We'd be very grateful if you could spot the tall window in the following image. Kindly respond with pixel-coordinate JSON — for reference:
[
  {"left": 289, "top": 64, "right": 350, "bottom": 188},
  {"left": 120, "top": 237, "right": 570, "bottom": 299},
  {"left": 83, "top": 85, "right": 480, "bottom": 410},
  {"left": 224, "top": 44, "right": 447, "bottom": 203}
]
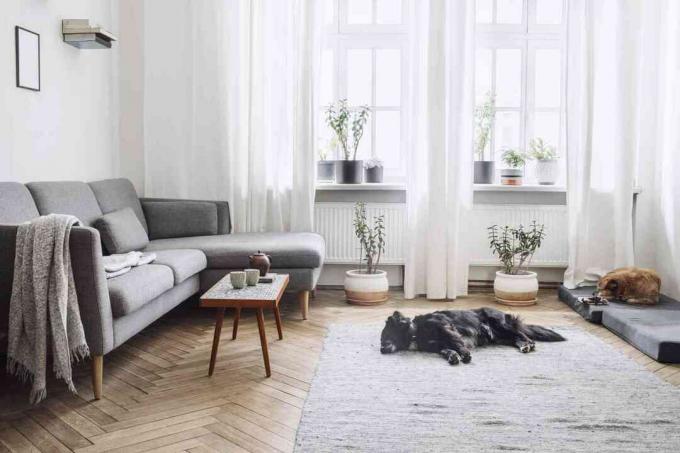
[
  {"left": 319, "top": 0, "right": 408, "bottom": 182},
  {"left": 475, "top": 0, "right": 566, "bottom": 185}
]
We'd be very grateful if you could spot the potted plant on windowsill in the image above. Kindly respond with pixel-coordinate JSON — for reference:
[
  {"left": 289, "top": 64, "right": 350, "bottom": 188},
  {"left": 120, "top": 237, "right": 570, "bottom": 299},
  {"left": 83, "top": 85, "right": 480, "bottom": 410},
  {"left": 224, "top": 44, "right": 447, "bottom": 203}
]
[
  {"left": 474, "top": 92, "right": 496, "bottom": 184},
  {"left": 529, "top": 137, "right": 559, "bottom": 185},
  {"left": 364, "top": 158, "right": 384, "bottom": 183},
  {"left": 488, "top": 221, "right": 545, "bottom": 306},
  {"left": 326, "top": 99, "right": 370, "bottom": 184},
  {"left": 345, "top": 202, "right": 388, "bottom": 305},
  {"left": 317, "top": 137, "right": 337, "bottom": 182},
  {"left": 500, "top": 148, "right": 528, "bottom": 185}
]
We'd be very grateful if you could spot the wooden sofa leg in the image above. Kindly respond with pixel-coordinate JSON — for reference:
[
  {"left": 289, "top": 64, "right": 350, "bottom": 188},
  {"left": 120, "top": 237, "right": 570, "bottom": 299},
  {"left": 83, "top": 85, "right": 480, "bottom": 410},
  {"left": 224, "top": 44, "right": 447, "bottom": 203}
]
[
  {"left": 298, "top": 290, "right": 310, "bottom": 320},
  {"left": 92, "top": 355, "right": 103, "bottom": 400}
]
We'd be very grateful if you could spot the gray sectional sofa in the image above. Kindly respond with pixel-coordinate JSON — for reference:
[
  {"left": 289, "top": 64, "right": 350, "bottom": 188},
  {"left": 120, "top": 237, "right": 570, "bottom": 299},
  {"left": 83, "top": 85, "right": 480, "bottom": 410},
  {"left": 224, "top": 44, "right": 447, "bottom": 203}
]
[{"left": 0, "top": 178, "right": 325, "bottom": 399}]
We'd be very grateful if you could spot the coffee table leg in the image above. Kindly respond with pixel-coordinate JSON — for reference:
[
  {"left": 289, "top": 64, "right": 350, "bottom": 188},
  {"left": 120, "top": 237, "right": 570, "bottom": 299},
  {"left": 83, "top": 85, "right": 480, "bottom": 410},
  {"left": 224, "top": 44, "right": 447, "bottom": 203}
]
[
  {"left": 232, "top": 307, "right": 241, "bottom": 340},
  {"left": 208, "top": 307, "right": 225, "bottom": 377},
  {"left": 273, "top": 305, "right": 283, "bottom": 340},
  {"left": 255, "top": 308, "right": 271, "bottom": 377}
]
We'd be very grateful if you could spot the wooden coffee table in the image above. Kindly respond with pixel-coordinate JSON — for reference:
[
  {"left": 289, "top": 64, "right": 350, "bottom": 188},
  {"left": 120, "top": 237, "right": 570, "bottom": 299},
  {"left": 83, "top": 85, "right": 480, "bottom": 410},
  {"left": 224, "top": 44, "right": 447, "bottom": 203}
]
[{"left": 200, "top": 273, "right": 289, "bottom": 378}]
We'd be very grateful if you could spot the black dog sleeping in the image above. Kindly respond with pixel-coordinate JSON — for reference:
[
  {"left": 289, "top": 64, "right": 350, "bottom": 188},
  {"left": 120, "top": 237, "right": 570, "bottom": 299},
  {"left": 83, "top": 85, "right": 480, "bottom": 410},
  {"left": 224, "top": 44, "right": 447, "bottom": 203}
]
[{"left": 380, "top": 308, "right": 566, "bottom": 364}]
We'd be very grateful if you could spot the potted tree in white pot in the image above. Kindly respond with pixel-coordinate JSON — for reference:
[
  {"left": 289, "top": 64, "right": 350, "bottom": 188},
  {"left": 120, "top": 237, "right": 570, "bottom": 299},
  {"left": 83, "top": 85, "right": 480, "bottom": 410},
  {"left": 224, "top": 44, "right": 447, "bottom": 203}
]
[
  {"left": 529, "top": 137, "right": 559, "bottom": 185},
  {"left": 325, "top": 99, "right": 371, "bottom": 184},
  {"left": 345, "top": 202, "right": 388, "bottom": 305},
  {"left": 500, "top": 148, "right": 528, "bottom": 186},
  {"left": 474, "top": 92, "right": 496, "bottom": 184},
  {"left": 488, "top": 221, "right": 545, "bottom": 306}
]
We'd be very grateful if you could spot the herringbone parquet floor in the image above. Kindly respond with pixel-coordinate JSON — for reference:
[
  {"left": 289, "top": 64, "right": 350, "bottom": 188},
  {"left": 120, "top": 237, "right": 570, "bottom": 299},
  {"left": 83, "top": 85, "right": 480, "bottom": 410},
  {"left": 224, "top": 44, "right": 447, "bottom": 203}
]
[{"left": 1, "top": 289, "right": 679, "bottom": 452}]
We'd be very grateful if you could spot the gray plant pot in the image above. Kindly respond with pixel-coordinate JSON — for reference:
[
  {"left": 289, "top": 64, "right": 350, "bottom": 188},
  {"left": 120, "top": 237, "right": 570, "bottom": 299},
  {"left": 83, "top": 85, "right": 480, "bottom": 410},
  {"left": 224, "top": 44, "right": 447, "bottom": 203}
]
[
  {"left": 473, "top": 161, "right": 495, "bottom": 184},
  {"left": 317, "top": 161, "right": 335, "bottom": 182},
  {"left": 335, "top": 160, "right": 363, "bottom": 184},
  {"left": 365, "top": 166, "right": 384, "bottom": 183}
]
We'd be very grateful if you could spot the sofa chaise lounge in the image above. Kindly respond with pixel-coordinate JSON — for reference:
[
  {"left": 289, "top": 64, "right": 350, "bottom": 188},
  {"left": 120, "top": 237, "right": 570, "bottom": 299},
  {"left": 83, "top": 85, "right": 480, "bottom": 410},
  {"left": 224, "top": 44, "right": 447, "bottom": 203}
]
[{"left": 0, "top": 178, "right": 325, "bottom": 399}]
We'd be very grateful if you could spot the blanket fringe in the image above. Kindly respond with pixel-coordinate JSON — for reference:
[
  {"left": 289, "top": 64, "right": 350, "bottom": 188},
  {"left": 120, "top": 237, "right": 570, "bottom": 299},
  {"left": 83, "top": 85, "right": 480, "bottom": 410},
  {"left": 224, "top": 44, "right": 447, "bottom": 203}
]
[
  {"left": 6, "top": 357, "right": 35, "bottom": 384},
  {"left": 70, "top": 344, "right": 91, "bottom": 363}
]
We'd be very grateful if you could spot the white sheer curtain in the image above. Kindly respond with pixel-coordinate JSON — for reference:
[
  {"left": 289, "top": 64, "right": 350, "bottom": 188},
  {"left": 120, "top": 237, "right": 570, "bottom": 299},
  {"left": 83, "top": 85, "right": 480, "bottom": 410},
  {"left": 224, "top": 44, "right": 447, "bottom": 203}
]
[
  {"left": 403, "top": 0, "right": 475, "bottom": 300},
  {"left": 563, "top": 0, "right": 640, "bottom": 288},
  {"left": 635, "top": 1, "right": 680, "bottom": 300},
  {"left": 143, "top": 0, "right": 320, "bottom": 233}
]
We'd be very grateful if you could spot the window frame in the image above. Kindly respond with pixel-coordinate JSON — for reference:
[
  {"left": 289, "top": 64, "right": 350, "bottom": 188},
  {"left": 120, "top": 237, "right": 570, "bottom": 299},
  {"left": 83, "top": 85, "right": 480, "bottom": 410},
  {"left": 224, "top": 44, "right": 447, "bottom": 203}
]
[
  {"left": 475, "top": 0, "right": 567, "bottom": 184},
  {"left": 319, "top": 0, "right": 409, "bottom": 182}
]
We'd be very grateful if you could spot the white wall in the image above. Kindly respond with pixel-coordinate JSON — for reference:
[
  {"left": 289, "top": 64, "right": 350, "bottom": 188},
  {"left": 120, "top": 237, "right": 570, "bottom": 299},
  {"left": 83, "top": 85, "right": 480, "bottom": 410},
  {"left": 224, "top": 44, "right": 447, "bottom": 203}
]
[{"left": 0, "top": 0, "right": 119, "bottom": 183}]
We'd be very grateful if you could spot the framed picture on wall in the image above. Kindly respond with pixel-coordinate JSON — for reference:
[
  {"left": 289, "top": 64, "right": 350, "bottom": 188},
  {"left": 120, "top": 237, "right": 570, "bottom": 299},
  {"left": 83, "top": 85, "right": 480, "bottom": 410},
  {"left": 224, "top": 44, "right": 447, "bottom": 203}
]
[{"left": 15, "top": 26, "right": 40, "bottom": 91}]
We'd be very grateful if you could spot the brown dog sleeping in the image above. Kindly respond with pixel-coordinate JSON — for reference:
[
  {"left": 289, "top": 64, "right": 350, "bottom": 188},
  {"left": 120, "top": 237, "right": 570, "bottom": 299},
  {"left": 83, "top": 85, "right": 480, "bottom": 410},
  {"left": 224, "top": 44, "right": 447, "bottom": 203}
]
[{"left": 597, "top": 267, "right": 661, "bottom": 305}]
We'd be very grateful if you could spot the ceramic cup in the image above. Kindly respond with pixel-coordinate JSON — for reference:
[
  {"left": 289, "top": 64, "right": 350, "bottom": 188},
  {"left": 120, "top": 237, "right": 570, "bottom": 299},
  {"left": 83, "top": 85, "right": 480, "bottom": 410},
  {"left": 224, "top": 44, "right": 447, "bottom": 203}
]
[
  {"left": 230, "top": 271, "right": 247, "bottom": 289},
  {"left": 245, "top": 269, "right": 260, "bottom": 286}
]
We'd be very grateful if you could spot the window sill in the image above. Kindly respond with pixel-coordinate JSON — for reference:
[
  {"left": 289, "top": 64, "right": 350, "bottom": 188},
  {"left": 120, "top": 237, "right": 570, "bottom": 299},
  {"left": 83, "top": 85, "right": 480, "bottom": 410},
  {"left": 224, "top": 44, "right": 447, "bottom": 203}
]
[
  {"left": 316, "top": 183, "right": 406, "bottom": 191},
  {"left": 316, "top": 183, "right": 643, "bottom": 194},
  {"left": 473, "top": 184, "right": 566, "bottom": 192}
]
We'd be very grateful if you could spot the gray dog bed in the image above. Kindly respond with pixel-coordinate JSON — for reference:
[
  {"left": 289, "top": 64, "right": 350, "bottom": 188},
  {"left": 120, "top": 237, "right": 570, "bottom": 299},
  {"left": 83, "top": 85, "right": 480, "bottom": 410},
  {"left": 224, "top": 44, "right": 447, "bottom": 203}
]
[{"left": 558, "top": 285, "right": 680, "bottom": 363}]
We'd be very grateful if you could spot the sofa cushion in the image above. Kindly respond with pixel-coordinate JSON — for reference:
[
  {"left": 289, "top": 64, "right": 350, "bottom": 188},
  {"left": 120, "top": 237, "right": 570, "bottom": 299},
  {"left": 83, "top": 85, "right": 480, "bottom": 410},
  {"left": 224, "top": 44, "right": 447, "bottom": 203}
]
[
  {"left": 93, "top": 208, "right": 150, "bottom": 254},
  {"left": 108, "top": 264, "right": 174, "bottom": 318},
  {"left": 26, "top": 181, "right": 103, "bottom": 226},
  {"left": 152, "top": 249, "right": 207, "bottom": 284},
  {"left": 145, "top": 232, "right": 325, "bottom": 269},
  {"left": 0, "top": 182, "right": 39, "bottom": 224},
  {"left": 89, "top": 178, "right": 148, "bottom": 233},
  {"left": 142, "top": 201, "right": 218, "bottom": 239}
]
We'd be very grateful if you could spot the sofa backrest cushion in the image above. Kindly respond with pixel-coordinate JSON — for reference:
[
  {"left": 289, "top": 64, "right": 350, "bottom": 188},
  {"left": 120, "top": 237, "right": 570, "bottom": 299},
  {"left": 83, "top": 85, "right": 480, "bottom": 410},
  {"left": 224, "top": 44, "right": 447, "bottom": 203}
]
[
  {"left": 93, "top": 207, "right": 150, "bottom": 254},
  {"left": 143, "top": 201, "right": 218, "bottom": 239},
  {"left": 89, "top": 178, "right": 148, "bottom": 233},
  {"left": 0, "top": 182, "right": 39, "bottom": 224},
  {"left": 26, "top": 181, "right": 103, "bottom": 227}
]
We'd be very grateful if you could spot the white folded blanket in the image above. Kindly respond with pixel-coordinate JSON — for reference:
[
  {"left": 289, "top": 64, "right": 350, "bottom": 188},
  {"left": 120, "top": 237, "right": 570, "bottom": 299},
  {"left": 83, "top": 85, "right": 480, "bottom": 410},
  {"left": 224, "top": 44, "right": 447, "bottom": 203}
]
[{"left": 102, "top": 251, "right": 156, "bottom": 278}]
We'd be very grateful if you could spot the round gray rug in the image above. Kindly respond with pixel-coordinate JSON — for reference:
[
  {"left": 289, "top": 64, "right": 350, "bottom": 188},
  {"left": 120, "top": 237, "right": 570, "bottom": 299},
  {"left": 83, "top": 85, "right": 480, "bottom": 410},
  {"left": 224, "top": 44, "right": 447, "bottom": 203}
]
[{"left": 295, "top": 323, "right": 680, "bottom": 452}]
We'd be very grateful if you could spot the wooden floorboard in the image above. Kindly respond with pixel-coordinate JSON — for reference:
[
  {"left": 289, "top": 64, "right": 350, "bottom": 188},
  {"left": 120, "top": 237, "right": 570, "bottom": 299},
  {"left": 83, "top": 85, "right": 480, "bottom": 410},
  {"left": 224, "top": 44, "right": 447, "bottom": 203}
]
[{"left": 2, "top": 289, "right": 679, "bottom": 452}]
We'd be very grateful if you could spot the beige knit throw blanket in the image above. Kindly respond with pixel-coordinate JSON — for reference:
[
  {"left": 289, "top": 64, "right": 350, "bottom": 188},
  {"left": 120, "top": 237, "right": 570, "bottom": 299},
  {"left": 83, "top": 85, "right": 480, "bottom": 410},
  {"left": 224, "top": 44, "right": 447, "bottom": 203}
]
[{"left": 7, "top": 214, "right": 90, "bottom": 404}]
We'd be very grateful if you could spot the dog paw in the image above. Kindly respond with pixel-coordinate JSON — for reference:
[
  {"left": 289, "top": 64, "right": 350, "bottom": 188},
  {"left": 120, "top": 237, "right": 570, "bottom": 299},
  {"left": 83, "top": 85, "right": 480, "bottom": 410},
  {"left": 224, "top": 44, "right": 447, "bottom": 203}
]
[
  {"left": 460, "top": 351, "right": 472, "bottom": 364},
  {"left": 529, "top": 342, "right": 536, "bottom": 352},
  {"left": 519, "top": 343, "right": 532, "bottom": 353},
  {"left": 447, "top": 351, "right": 461, "bottom": 365}
]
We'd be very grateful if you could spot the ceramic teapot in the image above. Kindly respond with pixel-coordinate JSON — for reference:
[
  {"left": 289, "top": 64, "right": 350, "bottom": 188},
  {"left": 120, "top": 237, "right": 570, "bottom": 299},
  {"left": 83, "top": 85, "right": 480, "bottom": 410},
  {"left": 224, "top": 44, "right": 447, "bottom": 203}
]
[{"left": 249, "top": 251, "right": 272, "bottom": 277}]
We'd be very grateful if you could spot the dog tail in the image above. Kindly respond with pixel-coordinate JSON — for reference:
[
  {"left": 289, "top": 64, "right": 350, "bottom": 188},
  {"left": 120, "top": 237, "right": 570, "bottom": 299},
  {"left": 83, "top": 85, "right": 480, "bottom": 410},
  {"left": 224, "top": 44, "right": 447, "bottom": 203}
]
[{"left": 525, "top": 325, "right": 566, "bottom": 342}]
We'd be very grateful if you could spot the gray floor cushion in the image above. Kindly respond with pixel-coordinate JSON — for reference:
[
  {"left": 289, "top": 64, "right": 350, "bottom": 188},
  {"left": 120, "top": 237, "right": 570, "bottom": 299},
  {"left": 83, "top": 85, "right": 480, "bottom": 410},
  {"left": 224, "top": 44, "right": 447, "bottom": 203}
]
[
  {"left": 144, "top": 232, "right": 325, "bottom": 269},
  {"left": 151, "top": 249, "right": 207, "bottom": 284},
  {"left": 108, "top": 264, "right": 174, "bottom": 317},
  {"left": 559, "top": 285, "right": 680, "bottom": 363}
]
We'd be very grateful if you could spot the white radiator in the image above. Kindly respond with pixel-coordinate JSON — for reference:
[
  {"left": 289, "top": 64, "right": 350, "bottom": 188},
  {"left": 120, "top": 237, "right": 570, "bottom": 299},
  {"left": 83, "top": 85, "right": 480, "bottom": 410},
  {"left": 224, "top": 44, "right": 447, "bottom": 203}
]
[
  {"left": 468, "top": 204, "right": 568, "bottom": 267},
  {"left": 314, "top": 202, "right": 568, "bottom": 268},
  {"left": 314, "top": 202, "right": 407, "bottom": 265}
]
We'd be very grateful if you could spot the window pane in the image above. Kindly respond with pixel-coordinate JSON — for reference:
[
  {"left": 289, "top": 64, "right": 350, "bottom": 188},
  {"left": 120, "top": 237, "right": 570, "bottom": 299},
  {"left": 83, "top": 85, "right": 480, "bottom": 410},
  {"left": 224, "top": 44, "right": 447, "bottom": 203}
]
[
  {"left": 495, "top": 49, "right": 521, "bottom": 107},
  {"left": 494, "top": 111, "right": 520, "bottom": 160},
  {"left": 375, "top": 111, "right": 401, "bottom": 168},
  {"left": 347, "top": 49, "right": 372, "bottom": 106},
  {"left": 375, "top": 49, "right": 401, "bottom": 106},
  {"left": 354, "top": 116, "right": 372, "bottom": 160},
  {"left": 324, "top": 0, "right": 335, "bottom": 26},
  {"left": 376, "top": 0, "right": 402, "bottom": 24},
  {"left": 475, "top": 48, "right": 493, "bottom": 105},
  {"left": 536, "top": 0, "right": 563, "bottom": 25},
  {"left": 534, "top": 49, "right": 561, "bottom": 108},
  {"left": 476, "top": 0, "right": 493, "bottom": 24},
  {"left": 497, "top": 0, "right": 523, "bottom": 24},
  {"left": 348, "top": 0, "right": 372, "bottom": 24},
  {"left": 533, "top": 111, "right": 560, "bottom": 153},
  {"left": 320, "top": 49, "right": 334, "bottom": 107}
]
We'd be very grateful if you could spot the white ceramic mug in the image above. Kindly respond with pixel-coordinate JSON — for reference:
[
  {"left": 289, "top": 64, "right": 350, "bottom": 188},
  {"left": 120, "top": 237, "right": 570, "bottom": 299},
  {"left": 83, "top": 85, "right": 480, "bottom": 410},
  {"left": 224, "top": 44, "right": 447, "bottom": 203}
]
[
  {"left": 230, "top": 271, "right": 247, "bottom": 289},
  {"left": 245, "top": 269, "right": 260, "bottom": 286}
]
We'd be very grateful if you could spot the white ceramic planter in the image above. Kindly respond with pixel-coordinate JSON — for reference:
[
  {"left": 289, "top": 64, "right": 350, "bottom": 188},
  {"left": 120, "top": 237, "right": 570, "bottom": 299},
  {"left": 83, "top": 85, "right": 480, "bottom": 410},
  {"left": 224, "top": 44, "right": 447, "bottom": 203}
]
[
  {"left": 535, "top": 159, "right": 558, "bottom": 185},
  {"left": 500, "top": 168, "right": 523, "bottom": 186},
  {"left": 344, "top": 269, "right": 389, "bottom": 305},
  {"left": 493, "top": 270, "right": 538, "bottom": 306}
]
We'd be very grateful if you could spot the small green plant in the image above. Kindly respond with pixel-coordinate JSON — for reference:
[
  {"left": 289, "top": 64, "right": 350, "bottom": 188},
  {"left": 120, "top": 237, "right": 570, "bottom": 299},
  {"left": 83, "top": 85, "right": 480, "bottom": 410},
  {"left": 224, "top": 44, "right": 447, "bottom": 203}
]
[
  {"left": 474, "top": 92, "right": 496, "bottom": 160},
  {"left": 325, "top": 99, "right": 371, "bottom": 161},
  {"left": 501, "top": 148, "right": 528, "bottom": 168},
  {"left": 528, "top": 137, "right": 558, "bottom": 161},
  {"left": 318, "top": 136, "right": 338, "bottom": 161},
  {"left": 353, "top": 202, "right": 385, "bottom": 274},
  {"left": 488, "top": 221, "right": 546, "bottom": 275}
]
